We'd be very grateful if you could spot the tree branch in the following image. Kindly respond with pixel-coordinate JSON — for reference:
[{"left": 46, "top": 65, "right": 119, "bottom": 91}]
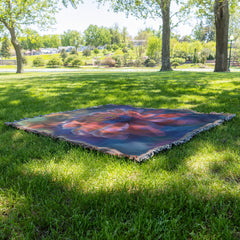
[{"left": 0, "top": 17, "right": 11, "bottom": 30}]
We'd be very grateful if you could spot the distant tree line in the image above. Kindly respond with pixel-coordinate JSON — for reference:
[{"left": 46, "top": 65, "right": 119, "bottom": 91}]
[{"left": 13, "top": 25, "right": 130, "bottom": 52}]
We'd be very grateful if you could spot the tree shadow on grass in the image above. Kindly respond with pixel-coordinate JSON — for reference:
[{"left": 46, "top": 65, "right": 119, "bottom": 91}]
[{"left": 1, "top": 150, "right": 240, "bottom": 239}]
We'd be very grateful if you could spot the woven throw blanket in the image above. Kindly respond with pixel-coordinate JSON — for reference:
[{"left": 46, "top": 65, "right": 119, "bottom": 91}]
[{"left": 5, "top": 105, "right": 235, "bottom": 162}]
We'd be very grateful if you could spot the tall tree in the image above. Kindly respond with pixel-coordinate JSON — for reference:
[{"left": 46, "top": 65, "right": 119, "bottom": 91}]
[
  {"left": 1, "top": 36, "right": 11, "bottom": 59},
  {"left": 61, "top": 30, "right": 83, "bottom": 49},
  {"left": 40, "top": 34, "right": 61, "bottom": 48},
  {"left": 84, "top": 25, "right": 111, "bottom": 47},
  {"left": 134, "top": 28, "right": 154, "bottom": 42},
  {"left": 109, "top": 24, "right": 121, "bottom": 45},
  {"left": 0, "top": 0, "right": 82, "bottom": 73},
  {"left": 214, "top": 0, "right": 229, "bottom": 71},
  {"left": 0, "top": 0, "right": 60, "bottom": 73},
  {"left": 121, "top": 27, "right": 129, "bottom": 44},
  {"left": 188, "top": 0, "right": 239, "bottom": 72},
  {"left": 22, "top": 29, "right": 42, "bottom": 51},
  {"left": 160, "top": 0, "right": 172, "bottom": 71}
]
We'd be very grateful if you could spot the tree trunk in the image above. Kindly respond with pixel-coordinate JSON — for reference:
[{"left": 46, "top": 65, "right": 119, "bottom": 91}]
[
  {"left": 9, "top": 27, "right": 24, "bottom": 73},
  {"left": 214, "top": 0, "right": 229, "bottom": 72},
  {"left": 160, "top": 0, "right": 172, "bottom": 71}
]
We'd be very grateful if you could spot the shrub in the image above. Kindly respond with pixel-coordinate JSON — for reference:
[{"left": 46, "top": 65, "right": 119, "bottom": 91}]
[
  {"left": 123, "top": 53, "right": 130, "bottom": 67},
  {"left": 47, "top": 57, "right": 62, "bottom": 68},
  {"left": 171, "top": 62, "right": 180, "bottom": 68},
  {"left": 82, "top": 49, "right": 91, "bottom": 57},
  {"left": 22, "top": 56, "right": 28, "bottom": 65},
  {"left": 112, "top": 55, "right": 123, "bottom": 67},
  {"left": 71, "top": 57, "right": 83, "bottom": 67},
  {"left": 122, "top": 47, "right": 128, "bottom": 53},
  {"left": 133, "top": 58, "right": 143, "bottom": 67},
  {"left": 106, "top": 45, "right": 112, "bottom": 51},
  {"left": 94, "top": 48, "right": 99, "bottom": 54},
  {"left": 94, "top": 58, "right": 101, "bottom": 66},
  {"left": 144, "top": 58, "right": 156, "bottom": 67},
  {"left": 200, "top": 56, "right": 207, "bottom": 64},
  {"left": 70, "top": 48, "right": 78, "bottom": 55},
  {"left": 112, "top": 44, "right": 119, "bottom": 51},
  {"left": 114, "top": 49, "right": 124, "bottom": 55},
  {"left": 33, "top": 56, "right": 45, "bottom": 67},
  {"left": 170, "top": 58, "right": 185, "bottom": 65},
  {"left": 60, "top": 49, "right": 68, "bottom": 60},
  {"left": 103, "top": 49, "right": 108, "bottom": 55},
  {"left": 129, "top": 43, "right": 134, "bottom": 50},
  {"left": 102, "top": 57, "right": 116, "bottom": 67},
  {"left": 64, "top": 56, "right": 75, "bottom": 66}
]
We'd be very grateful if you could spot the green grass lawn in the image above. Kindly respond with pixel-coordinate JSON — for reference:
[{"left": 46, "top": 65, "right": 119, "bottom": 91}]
[{"left": 0, "top": 71, "right": 239, "bottom": 239}]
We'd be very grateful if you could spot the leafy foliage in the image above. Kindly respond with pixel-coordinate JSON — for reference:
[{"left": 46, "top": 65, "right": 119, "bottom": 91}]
[
  {"left": 102, "top": 57, "right": 116, "bottom": 67},
  {"left": 146, "top": 36, "right": 161, "bottom": 63},
  {"left": 0, "top": 37, "right": 11, "bottom": 59},
  {"left": 0, "top": 0, "right": 59, "bottom": 31},
  {"left": 33, "top": 56, "right": 45, "bottom": 67},
  {"left": 70, "top": 48, "right": 78, "bottom": 55},
  {"left": 171, "top": 61, "right": 180, "bottom": 68},
  {"left": 64, "top": 55, "right": 76, "bottom": 66},
  {"left": 82, "top": 49, "right": 91, "bottom": 57},
  {"left": 61, "top": 30, "right": 83, "bottom": 49},
  {"left": 170, "top": 57, "right": 185, "bottom": 64},
  {"left": 64, "top": 55, "right": 83, "bottom": 67},
  {"left": 19, "top": 29, "right": 42, "bottom": 51},
  {"left": 60, "top": 49, "right": 68, "bottom": 60},
  {"left": 94, "top": 48, "right": 100, "bottom": 54},
  {"left": 71, "top": 57, "right": 83, "bottom": 67},
  {"left": 47, "top": 57, "right": 63, "bottom": 67},
  {"left": 22, "top": 56, "right": 28, "bottom": 65},
  {"left": 84, "top": 25, "right": 111, "bottom": 47},
  {"left": 144, "top": 58, "right": 157, "bottom": 67}
]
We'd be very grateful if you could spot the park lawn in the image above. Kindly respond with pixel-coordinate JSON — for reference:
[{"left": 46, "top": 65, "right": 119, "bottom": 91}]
[{"left": 0, "top": 71, "right": 239, "bottom": 239}]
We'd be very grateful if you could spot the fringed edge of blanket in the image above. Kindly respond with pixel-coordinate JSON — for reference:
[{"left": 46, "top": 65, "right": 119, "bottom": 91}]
[{"left": 137, "top": 113, "right": 236, "bottom": 162}]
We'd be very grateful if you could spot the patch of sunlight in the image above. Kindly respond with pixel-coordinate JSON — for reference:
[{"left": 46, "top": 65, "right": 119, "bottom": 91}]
[
  {"left": 11, "top": 131, "right": 24, "bottom": 141},
  {"left": 88, "top": 100, "right": 100, "bottom": 106},
  {"left": 209, "top": 79, "right": 236, "bottom": 85},
  {"left": 22, "top": 159, "right": 147, "bottom": 192},
  {"left": 22, "top": 160, "right": 86, "bottom": 190},
  {"left": 138, "top": 95, "right": 152, "bottom": 101},
  {"left": 187, "top": 145, "right": 220, "bottom": 175},
  {"left": 0, "top": 194, "right": 11, "bottom": 220},
  {"left": 206, "top": 180, "right": 240, "bottom": 197},
  {"left": 181, "top": 95, "right": 206, "bottom": 103},
  {"left": 0, "top": 190, "right": 27, "bottom": 221},
  {"left": 151, "top": 89, "right": 162, "bottom": 93},
  {"left": 88, "top": 162, "right": 142, "bottom": 190},
  {"left": 9, "top": 100, "right": 21, "bottom": 105},
  {"left": 105, "top": 95, "right": 117, "bottom": 101},
  {"left": 187, "top": 154, "right": 211, "bottom": 174}
]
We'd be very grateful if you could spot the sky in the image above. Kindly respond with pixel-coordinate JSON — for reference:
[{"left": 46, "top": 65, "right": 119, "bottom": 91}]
[{"left": 40, "top": 1, "right": 195, "bottom": 37}]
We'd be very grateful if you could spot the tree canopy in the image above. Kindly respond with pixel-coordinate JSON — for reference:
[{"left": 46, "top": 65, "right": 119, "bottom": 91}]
[
  {"left": 61, "top": 30, "right": 83, "bottom": 49},
  {"left": 0, "top": 36, "right": 11, "bottom": 59},
  {"left": 84, "top": 25, "right": 111, "bottom": 47}
]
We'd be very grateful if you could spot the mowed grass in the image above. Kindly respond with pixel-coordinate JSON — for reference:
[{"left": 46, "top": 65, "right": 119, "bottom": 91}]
[{"left": 0, "top": 71, "right": 239, "bottom": 239}]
